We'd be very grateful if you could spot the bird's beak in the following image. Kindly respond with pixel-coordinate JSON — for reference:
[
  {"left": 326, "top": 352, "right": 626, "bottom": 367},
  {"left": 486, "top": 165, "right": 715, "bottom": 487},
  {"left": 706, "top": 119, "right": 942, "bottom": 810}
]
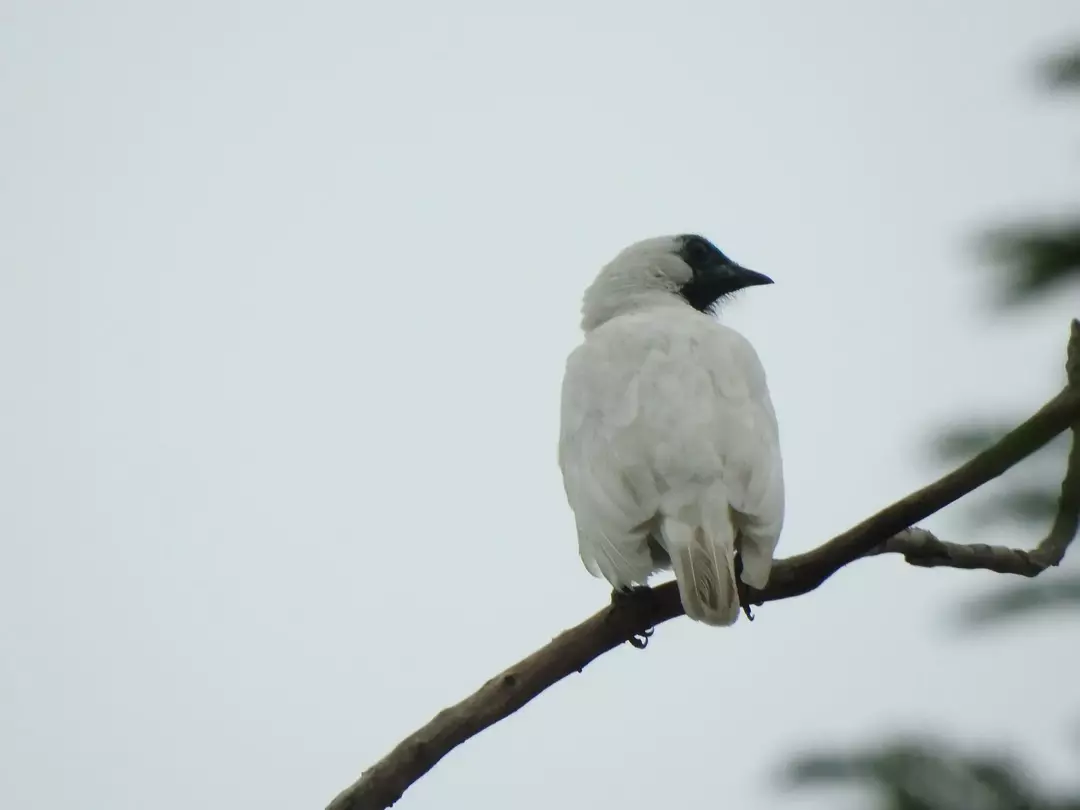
[{"left": 732, "top": 265, "right": 774, "bottom": 287}]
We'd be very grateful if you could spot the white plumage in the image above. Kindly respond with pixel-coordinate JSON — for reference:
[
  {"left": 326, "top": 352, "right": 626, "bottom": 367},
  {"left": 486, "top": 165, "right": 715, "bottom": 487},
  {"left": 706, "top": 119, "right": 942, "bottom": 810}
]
[{"left": 558, "top": 234, "right": 784, "bottom": 626}]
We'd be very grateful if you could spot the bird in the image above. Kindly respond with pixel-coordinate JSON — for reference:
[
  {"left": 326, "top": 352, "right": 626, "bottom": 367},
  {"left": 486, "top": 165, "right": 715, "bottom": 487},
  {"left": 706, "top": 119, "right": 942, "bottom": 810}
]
[{"left": 558, "top": 234, "right": 784, "bottom": 627}]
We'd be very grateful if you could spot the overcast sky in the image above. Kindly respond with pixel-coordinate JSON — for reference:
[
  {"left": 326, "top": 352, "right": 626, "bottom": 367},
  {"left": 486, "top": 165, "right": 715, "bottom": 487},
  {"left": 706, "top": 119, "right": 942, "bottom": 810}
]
[{"left": 3, "top": 2, "right": 1080, "bottom": 809}]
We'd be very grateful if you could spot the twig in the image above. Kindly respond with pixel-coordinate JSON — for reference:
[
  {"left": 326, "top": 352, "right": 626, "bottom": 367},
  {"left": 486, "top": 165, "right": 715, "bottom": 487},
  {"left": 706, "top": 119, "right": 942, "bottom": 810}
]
[
  {"left": 326, "top": 319, "right": 1080, "bottom": 810},
  {"left": 867, "top": 527, "right": 1064, "bottom": 575}
]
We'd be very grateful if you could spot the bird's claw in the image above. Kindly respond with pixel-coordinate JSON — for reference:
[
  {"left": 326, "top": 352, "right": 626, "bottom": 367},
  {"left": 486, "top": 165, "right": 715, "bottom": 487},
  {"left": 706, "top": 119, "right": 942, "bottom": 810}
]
[
  {"left": 734, "top": 551, "right": 758, "bottom": 622},
  {"left": 628, "top": 628, "right": 654, "bottom": 649},
  {"left": 737, "top": 579, "right": 757, "bottom": 621},
  {"left": 610, "top": 587, "right": 655, "bottom": 648}
]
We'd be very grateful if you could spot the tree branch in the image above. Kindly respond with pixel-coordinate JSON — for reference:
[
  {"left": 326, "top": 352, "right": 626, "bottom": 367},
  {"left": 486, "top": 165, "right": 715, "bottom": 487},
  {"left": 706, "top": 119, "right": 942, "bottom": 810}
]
[{"left": 326, "top": 319, "right": 1080, "bottom": 810}]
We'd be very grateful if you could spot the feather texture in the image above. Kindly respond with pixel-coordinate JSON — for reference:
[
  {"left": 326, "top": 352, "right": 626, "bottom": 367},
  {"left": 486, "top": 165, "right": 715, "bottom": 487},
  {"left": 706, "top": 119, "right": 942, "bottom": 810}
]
[{"left": 559, "top": 303, "right": 784, "bottom": 626}]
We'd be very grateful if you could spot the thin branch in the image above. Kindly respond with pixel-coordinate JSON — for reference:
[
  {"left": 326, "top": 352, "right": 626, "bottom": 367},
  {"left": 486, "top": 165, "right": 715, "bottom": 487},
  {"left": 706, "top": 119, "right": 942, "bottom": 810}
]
[
  {"left": 326, "top": 319, "right": 1080, "bottom": 810},
  {"left": 1038, "top": 318, "right": 1080, "bottom": 566},
  {"left": 867, "top": 528, "right": 1063, "bottom": 575}
]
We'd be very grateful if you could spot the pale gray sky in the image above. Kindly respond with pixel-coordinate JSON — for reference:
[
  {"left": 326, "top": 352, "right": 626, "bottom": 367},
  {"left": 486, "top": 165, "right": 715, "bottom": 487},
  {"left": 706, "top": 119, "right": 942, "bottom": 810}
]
[{"left": 2, "top": 2, "right": 1079, "bottom": 809}]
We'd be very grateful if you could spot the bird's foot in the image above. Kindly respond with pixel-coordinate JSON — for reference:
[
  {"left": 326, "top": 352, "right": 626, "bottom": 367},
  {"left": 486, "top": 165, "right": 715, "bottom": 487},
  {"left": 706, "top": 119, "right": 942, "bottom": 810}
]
[
  {"left": 610, "top": 586, "right": 656, "bottom": 649},
  {"left": 738, "top": 583, "right": 756, "bottom": 622},
  {"left": 733, "top": 552, "right": 758, "bottom": 622}
]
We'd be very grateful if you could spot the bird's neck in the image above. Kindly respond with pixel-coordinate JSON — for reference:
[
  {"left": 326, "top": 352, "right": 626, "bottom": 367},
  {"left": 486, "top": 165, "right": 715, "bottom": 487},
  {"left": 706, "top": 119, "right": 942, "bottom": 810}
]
[{"left": 581, "top": 289, "right": 688, "bottom": 332}]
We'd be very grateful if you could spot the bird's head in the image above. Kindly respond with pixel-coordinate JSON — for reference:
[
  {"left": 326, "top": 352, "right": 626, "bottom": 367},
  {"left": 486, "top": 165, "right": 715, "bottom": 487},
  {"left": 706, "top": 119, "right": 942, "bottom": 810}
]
[{"left": 580, "top": 234, "right": 773, "bottom": 331}]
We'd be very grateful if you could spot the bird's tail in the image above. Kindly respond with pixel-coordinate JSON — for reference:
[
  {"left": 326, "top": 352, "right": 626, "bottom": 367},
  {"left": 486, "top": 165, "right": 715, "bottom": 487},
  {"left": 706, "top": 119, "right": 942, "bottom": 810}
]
[{"left": 660, "top": 509, "right": 740, "bottom": 627}]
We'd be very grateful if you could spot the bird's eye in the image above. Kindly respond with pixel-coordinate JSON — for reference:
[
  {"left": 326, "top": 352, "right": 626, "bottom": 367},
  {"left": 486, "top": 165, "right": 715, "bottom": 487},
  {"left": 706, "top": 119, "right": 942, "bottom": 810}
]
[{"left": 686, "top": 238, "right": 710, "bottom": 266}]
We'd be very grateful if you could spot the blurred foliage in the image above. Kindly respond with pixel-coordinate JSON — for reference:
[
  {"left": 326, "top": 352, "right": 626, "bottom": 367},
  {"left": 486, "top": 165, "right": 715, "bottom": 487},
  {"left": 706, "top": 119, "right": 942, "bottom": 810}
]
[
  {"left": 935, "top": 42, "right": 1080, "bottom": 627},
  {"left": 934, "top": 425, "right": 1069, "bottom": 529},
  {"left": 975, "top": 46, "right": 1080, "bottom": 307},
  {"left": 933, "top": 424, "right": 1021, "bottom": 459},
  {"left": 787, "top": 739, "right": 1080, "bottom": 810},
  {"left": 784, "top": 43, "right": 1080, "bottom": 810},
  {"left": 937, "top": 39, "right": 1079, "bottom": 531},
  {"left": 1044, "top": 49, "right": 1080, "bottom": 90},
  {"left": 958, "top": 575, "right": 1080, "bottom": 627},
  {"left": 981, "top": 223, "right": 1080, "bottom": 306}
]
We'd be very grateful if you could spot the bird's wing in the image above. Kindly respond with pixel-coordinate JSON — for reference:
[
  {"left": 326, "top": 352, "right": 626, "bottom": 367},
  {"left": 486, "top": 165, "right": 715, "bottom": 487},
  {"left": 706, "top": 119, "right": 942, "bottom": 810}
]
[
  {"left": 558, "top": 318, "right": 670, "bottom": 589},
  {"left": 696, "top": 322, "right": 785, "bottom": 589}
]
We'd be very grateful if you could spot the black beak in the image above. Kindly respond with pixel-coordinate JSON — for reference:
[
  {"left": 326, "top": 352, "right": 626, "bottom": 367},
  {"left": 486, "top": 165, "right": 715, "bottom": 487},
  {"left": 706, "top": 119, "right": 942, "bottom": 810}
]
[{"left": 732, "top": 264, "right": 774, "bottom": 287}]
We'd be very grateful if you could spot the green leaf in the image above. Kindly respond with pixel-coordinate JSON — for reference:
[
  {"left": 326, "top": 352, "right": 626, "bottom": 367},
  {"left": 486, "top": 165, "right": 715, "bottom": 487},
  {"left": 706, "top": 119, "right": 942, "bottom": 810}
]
[
  {"left": 786, "top": 739, "right": 1073, "bottom": 810},
  {"left": 1042, "top": 47, "right": 1080, "bottom": 91},
  {"left": 934, "top": 425, "right": 1069, "bottom": 466},
  {"left": 980, "top": 224, "right": 1080, "bottom": 305},
  {"left": 964, "top": 487, "right": 1062, "bottom": 527},
  {"left": 934, "top": 425, "right": 1015, "bottom": 461},
  {"left": 958, "top": 573, "right": 1080, "bottom": 627}
]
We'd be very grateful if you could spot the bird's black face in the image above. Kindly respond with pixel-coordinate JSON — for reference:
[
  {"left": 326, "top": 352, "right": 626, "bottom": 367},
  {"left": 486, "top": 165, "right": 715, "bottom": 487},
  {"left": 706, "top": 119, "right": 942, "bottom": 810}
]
[{"left": 675, "top": 234, "right": 773, "bottom": 313}]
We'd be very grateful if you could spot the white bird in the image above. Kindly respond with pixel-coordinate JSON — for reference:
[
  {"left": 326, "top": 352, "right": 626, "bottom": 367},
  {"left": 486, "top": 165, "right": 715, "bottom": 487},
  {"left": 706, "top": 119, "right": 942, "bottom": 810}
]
[{"left": 558, "top": 234, "right": 784, "bottom": 627}]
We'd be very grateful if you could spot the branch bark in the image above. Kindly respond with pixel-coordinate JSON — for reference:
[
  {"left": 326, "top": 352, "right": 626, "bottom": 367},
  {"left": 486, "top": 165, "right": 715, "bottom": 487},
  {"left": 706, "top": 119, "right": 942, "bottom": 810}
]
[{"left": 327, "top": 319, "right": 1080, "bottom": 810}]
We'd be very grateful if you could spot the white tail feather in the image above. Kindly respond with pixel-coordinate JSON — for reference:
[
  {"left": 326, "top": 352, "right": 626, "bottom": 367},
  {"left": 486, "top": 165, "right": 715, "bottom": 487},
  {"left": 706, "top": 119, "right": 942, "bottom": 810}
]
[{"left": 661, "top": 517, "right": 741, "bottom": 627}]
